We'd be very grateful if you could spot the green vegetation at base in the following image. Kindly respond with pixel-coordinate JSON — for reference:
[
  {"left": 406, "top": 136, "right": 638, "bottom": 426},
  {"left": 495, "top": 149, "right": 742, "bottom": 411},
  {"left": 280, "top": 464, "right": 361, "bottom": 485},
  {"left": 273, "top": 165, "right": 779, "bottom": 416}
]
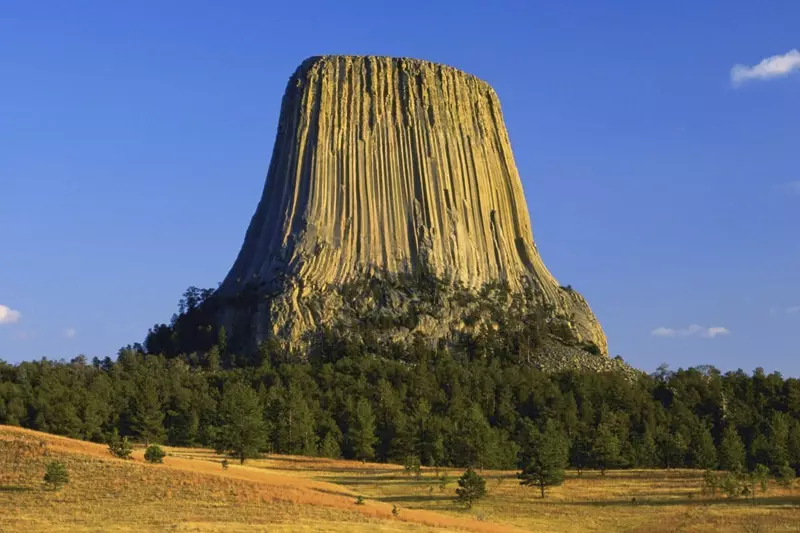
[{"left": 1, "top": 287, "right": 800, "bottom": 480}]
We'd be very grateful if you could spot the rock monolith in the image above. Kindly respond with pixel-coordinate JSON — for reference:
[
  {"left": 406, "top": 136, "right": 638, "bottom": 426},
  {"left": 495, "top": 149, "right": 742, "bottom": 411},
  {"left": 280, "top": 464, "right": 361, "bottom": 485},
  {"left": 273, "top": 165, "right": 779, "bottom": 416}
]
[{"left": 216, "top": 56, "right": 608, "bottom": 361}]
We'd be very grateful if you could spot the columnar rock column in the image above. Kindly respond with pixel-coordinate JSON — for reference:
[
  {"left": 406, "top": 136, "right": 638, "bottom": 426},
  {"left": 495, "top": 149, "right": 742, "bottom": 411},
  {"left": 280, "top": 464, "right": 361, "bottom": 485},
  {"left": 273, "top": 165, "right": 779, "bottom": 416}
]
[{"left": 218, "top": 56, "right": 607, "bottom": 354}]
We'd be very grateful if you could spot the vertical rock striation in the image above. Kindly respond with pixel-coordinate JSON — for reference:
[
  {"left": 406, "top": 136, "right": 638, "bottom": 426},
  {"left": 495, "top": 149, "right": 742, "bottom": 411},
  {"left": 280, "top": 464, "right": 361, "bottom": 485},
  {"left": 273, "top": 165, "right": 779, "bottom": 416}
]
[{"left": 218, "top": 56, "right": 607, "bottom": 355}]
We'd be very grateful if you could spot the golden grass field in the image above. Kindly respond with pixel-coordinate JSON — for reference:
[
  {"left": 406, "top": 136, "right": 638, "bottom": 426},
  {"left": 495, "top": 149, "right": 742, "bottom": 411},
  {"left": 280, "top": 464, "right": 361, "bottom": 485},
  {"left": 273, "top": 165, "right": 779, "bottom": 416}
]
[{"left": 1, "top": 425, "right": 798, "bottom": 532}]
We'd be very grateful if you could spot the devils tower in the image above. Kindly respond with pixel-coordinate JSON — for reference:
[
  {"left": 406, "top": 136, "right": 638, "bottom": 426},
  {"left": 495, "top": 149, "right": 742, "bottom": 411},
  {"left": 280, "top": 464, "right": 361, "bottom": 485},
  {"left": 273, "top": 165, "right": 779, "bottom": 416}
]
[{"left": 215, "top": 56, "right": 608, "bottom": 363}]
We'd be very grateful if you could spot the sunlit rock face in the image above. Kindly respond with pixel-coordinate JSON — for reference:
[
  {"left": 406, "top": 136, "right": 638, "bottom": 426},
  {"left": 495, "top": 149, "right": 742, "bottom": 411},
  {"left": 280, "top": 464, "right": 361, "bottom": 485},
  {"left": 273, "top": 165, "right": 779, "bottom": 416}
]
[{"left": 217, "top": 56, "right": 607, "bottom": 355}]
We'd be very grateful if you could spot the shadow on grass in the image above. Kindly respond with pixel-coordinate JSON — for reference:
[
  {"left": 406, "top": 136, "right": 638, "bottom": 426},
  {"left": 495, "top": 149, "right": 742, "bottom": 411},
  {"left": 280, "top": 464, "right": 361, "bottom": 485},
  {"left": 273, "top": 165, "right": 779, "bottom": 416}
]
[
  {"left": 0, "top": 485, "right": 34, "bottom": 492},
  {"left": 377, "top": 494, "right": 454, "bottom": 504},
  {"left": 559, "top": 495, "right": 800, "bottom": 508},
  {"left": 326, "top": 475, "right": 435, "bottom": 485}
]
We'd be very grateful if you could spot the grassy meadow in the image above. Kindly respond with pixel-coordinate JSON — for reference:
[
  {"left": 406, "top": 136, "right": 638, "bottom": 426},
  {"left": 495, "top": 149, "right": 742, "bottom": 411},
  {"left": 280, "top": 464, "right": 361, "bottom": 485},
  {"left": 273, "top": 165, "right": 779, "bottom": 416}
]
[{"left": 1, "top": 425, "right": 798, "bottom": 532}]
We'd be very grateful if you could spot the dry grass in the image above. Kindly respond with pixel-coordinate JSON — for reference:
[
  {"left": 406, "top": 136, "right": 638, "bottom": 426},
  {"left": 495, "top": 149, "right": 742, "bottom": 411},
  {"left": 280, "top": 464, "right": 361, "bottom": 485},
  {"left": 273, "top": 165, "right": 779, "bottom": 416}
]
[{"left": 2, "top": 425, "right": 799, "bottom": 532}]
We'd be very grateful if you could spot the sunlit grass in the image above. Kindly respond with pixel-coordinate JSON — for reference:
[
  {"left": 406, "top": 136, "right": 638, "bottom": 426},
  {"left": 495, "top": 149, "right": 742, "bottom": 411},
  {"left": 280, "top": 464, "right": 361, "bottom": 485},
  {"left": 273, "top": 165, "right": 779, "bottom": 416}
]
[{"left": 2, "top": 425, "right": 799, "bottom": 532}]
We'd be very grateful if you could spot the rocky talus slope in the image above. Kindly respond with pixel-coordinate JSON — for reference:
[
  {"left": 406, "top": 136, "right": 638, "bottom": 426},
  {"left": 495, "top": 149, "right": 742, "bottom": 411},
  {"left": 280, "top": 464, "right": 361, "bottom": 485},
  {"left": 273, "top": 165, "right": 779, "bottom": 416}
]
[{"left": 216, "top": 56, "right": 609, "bottom": 365}]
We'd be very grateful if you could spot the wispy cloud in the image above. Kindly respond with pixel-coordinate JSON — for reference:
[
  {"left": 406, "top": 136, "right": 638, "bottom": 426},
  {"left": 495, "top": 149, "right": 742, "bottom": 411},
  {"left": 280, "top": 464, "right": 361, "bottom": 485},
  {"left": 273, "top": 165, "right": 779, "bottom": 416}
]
[
  {"left": 731, "top": 49, "right": 800, "bottom": 86},
  {"left": 651, "top": 324, "right": 730, "bottom": 339},
  {"left": 64, "top": 328, "right": 77, "bottom": 339},
  {"left": 786, "top": 306, "right": 800, "bottom": 314},
  {"left": 0, "top": 305, "right": 22, "bottom": 325},
  {"left": 787, "top": 182, "right": 800, "bottom": 195}
]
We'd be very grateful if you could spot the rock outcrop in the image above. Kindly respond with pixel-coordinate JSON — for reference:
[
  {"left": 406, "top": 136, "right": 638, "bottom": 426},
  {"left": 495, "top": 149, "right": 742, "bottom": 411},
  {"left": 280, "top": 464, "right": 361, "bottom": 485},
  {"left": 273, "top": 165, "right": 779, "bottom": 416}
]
[{"left": 217, "top": 56, "right": 607, "bottom": 357}]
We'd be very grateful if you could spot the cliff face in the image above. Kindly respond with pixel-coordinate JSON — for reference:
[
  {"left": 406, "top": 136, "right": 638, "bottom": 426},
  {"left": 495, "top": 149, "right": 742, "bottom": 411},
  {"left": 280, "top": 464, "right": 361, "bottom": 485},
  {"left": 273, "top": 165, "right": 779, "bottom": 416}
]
[{"left": 218, "top": 56, "right": 607, "bottom": 355}]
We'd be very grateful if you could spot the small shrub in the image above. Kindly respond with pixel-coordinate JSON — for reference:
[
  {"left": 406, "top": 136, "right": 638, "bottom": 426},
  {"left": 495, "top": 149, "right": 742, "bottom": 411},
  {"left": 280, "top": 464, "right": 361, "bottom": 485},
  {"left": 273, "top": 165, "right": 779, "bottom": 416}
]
[
  {"left": 144, "top": 444, "right": 166, "bottom": 464},
  {"left": 108, "top": 431, "right": 133, "bottom": 460},
  {"left": 43, "top": 461, "right": 69, "bottom": 490},
  {"left": 392, "top": 504, "right": 399, "bottom": 517},
  {"left": 438, "top": 473, "right": 451, "bottom": 491},
  {"left": 776, "top": 462, "right": 796, "bottom": 488},
  {"left": 581, "top": 342, "right": 602, "bottom": 356},
  {"left": 403, "top": 455, "right": 421, "bottom": 477},
  {"left": 702, "top": 469, "right": 718, "bottom": 497},
  {"left": 221, "top": 459, "right": 229, "bottom": 470},
  {"left": 355, "top": 495, "right": 365, "bottom": 505}
]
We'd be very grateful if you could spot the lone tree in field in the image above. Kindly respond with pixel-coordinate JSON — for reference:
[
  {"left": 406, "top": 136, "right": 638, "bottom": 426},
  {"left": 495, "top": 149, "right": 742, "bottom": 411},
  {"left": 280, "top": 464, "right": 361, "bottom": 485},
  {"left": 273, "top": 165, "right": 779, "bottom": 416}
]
[
  {"left": 214, "top": 382, "right": 266, "bottom": 464},
  {"left": 518, "top": 419, "right": 569, "bottom": 498},
  {"left": 455, "top": 468, "right": 487, "bottom": 509},
  {"left": 43, "top": 460, "right": 69, "bottom": 490}
]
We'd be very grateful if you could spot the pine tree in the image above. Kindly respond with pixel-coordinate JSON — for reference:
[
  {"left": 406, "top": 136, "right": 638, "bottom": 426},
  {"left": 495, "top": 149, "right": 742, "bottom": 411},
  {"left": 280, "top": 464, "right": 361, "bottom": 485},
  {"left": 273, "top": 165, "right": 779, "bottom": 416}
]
[
  {"left": 43, "top": 461, "right": 69, "bottom": 490},
  {"left": 517, "top": 419, "right": 569, "bottom": 498},
  {"left": 689, "top": 425, "right": 717, "bottom": 469},
  {"left": 347, "top": 398, "right": 377, "bottom": 461},
  {"left": 455, "top": 468, "right": 486, "bottom": 509},
  {"left": 450, "top": 403, "right": 493, "bottom": 469},
  {"left": 592, "top": 421, "right": 620, "bottom": 475},
  {"left": 634, "top": 429, "right": 658, "bottom": 468},
  {"left": 273, "top": 385, "right": 317, "bottom": 455},
  {"left": 718, "top": 425, "right": 746, "bottom": 471},
  {"left": 789, "top": 419, "right": 800, "bottom": 473},
  {"left": 130, "top": 380, "right": 164, "bottom": 446},
  {"left": 411, "top": 399, "right": 444, "bottom": 467},
  {"left": 214, "top": 382, "right": 266, "bottom": 464},
  {"left": 768, "top": 412, "right": 790, "bottom": 468}
]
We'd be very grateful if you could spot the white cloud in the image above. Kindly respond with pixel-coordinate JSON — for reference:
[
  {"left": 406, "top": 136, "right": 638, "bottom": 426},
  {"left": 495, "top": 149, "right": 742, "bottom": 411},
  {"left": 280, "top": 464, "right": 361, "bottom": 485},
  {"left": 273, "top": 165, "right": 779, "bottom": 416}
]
[
  {"left": 651, "top": 324, "right": 730, "bottom": 338},
  {"left": 705, "top": 327, "right": 730, "bottom": 338},
  {"left": 731, "top": 49, "right": 800, "bottom": 86},
  {"left": 64, "top": 328, "right": 77, "bottom": 339},
  {"left": 0, "top": 305, "right": 22, "bottom": 325},
  {"left": 786, "top": 306, "right": 800, "bottom": 314}
]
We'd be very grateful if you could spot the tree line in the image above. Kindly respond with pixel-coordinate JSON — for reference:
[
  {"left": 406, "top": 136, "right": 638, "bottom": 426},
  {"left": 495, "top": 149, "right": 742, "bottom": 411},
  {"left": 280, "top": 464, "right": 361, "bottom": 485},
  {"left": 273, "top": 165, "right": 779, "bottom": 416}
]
[{"left": 2, "top": 333, "right": 799, "bottom": 478}]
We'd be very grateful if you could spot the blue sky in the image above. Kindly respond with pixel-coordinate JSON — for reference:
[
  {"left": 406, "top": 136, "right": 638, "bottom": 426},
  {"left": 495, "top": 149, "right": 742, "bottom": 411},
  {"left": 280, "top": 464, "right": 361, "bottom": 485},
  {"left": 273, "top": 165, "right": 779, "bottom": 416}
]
[{"left": 1, "top": 1, "right": 798, "bottom": 374}]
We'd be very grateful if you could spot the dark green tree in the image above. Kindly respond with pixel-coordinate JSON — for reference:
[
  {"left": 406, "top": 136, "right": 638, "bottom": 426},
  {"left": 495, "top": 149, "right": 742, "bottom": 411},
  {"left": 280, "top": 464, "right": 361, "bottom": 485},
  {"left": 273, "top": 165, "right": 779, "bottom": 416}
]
[
  {"left": 592, "top": 421, "right": 620, "bottom": 475},
  {"left": 455, "top": 468, "right": 487, "bottom": 509},
  {"left": 517, "top": 419, "right": 569, "bottom": 498},
  {"left": 43, "top": 460, "right": 69, "bottom": 490},
  {"left": 214, "top": 382, "right": 266, "bottom": 464},
  {"left": 144, "top": 444, "right": 166, "bottom": 464},
  {"left": 108, "top": 429, "right": 133, "bottom": 459},
  {"left": 130, "top": 380, "right": 164, "bottom": 445},
  {"left": 718, "top": 425, "right": 746, "bottom": 472},
  {"left": 346, "top": 398, "right": 377, "bottom": 461},
  {"left": 688, "top": 425, "right": 717, "bottom": 469}
]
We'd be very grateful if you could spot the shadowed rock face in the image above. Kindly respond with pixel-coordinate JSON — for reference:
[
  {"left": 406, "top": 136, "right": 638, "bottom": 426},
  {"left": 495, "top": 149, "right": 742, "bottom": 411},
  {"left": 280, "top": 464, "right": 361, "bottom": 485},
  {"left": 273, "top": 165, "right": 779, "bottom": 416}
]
[{"left": 218, "top": 56, "right": 607, "bottom": 354}]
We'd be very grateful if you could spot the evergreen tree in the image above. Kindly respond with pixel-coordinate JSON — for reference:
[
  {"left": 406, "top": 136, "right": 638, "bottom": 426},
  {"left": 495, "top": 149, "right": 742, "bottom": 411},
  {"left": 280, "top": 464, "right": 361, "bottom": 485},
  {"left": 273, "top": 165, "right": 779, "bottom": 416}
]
[
  {"left": 718, "top": 425, "right": 746, "bottom": 471},
  {"left": 688, "top": 425, "right": 717, "bottom": 469},
  {"left": 455, "top": 468, "right": 487, "bottom": 509},
  {"left": 410, "top": 399, "right": 444, "bottom": 467},
  {"left": 788, "top": 419, "right": 800, "bottom": 473},
  {"left": 214, "top": 382, "right": 266, "bottom": 464},
  {"left": 517, "top": 419, "right": 569, "bottom": 498},
  {"left": 43, "top": 461, "right": 69, "bottom": 490},
  {"left": 273, "top": 385, "right": 317, "bottom": 455},
  {"left": 347, "top": 398, "right": 377, "bottom": 461},
  {"left": 449, "top": 403, "right": 494, "bottom": 469},
  {"left": 633, "top": 429, "right": 658, "bottom": 468},
  {"left": 768, "top": 412, "right": 791, "bottom": 468},
  {"left": 144, "top": 444, "right": 166, "bottom": 463},
  {"left": 130, "top": 380, "right": 164, "bottom": 445},
  {"left": 592, "top": 421, "right": 620, "bottom": 475}
]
